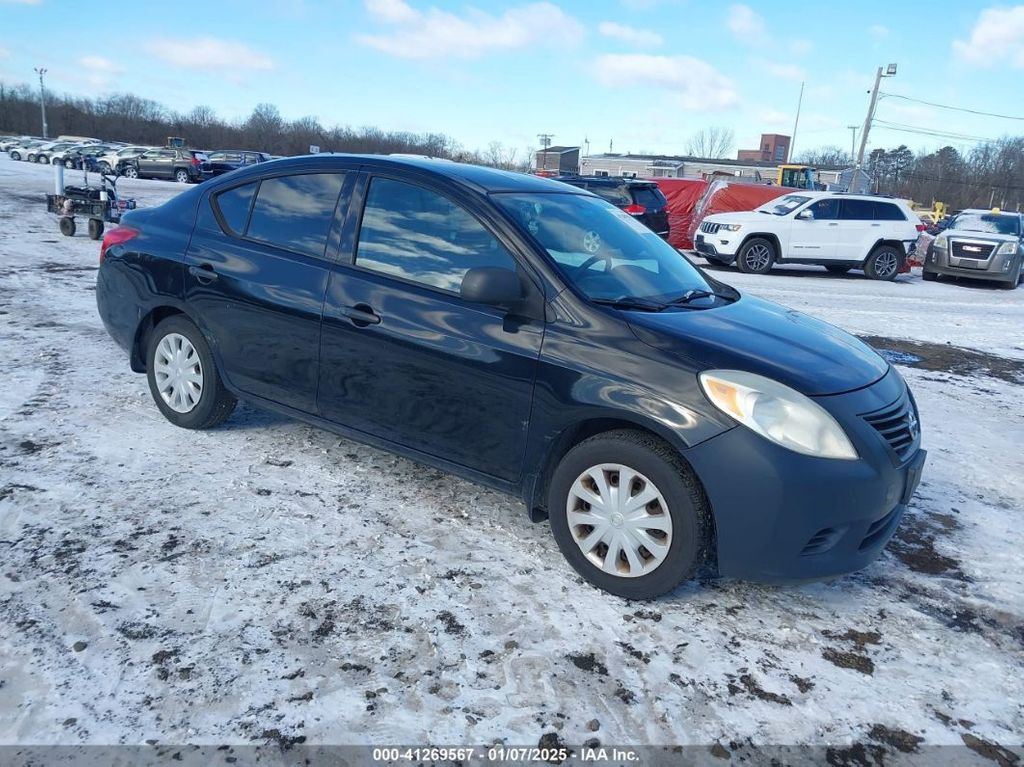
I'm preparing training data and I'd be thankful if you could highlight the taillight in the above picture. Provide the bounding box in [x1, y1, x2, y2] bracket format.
[100, 226, 139, 263]
[916, 223, 927, 232]
[191, 156, 201, 166]
[624, 204, 646, 216]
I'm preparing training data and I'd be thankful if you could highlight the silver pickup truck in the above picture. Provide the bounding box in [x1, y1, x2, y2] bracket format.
[924, 209, 1023, 289]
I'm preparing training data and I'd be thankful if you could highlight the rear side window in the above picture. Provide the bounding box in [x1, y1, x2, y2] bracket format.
[873, 202, 906, 221]
[213, 182, 257, 235]
[840, 199, 874, 220]
[355, 177, 517, 293]
[246, 173, 346, 258]
[587, 184, 631, 206]
[631, 186, 666, 209]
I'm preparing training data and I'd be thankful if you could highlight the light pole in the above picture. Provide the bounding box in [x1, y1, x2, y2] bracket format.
[855, 62, 897, 170]
[34, 67, 48, 139]
[537, 133, 553, 172]
[847, 125, 859, 164]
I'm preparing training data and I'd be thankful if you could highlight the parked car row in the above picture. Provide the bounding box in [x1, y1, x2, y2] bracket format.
[1, 134, 272, 183]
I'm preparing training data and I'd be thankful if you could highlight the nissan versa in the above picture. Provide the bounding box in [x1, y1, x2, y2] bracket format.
[96, 156, 926, 599]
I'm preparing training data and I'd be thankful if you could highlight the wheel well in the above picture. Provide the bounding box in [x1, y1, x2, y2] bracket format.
[529, 418, 684, 522]
[739, 232, 781, 259]
[867, 239, 907, 259]
[130, 306, 184, 372]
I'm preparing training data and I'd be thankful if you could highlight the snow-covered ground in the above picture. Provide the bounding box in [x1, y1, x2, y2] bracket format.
[1, 157, 1022, 757]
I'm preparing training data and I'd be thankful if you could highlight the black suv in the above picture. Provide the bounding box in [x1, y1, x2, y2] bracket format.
[555, 176, 670, 239]
[119, 149, 208, 183]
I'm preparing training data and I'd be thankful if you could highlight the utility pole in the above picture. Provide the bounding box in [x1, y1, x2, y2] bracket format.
[537, 133, 553, 172]
[856, 63, 897, 169]
[789, 81, 804, 163]
[34, 67, 48, 139]
[847, 125, 859, 164]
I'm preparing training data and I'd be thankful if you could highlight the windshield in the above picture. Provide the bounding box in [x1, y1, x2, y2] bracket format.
[494, 192, 718, 303]
[757, 195, 811, 216]
[949, 213, 1021, 236]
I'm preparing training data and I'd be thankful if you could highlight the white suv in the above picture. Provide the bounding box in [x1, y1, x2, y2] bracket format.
[694, 192, 922, 280]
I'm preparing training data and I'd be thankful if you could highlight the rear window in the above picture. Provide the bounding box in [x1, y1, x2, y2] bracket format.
[246, 173, 346, 258]
[873, 202, 906, 221]
[631, 186, 666, 209]
[840, 199, 874, 220]
[213, 182, 257, 235]
[586, 184, 631, 206]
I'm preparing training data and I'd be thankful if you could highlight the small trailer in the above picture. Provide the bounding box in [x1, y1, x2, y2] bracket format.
[46, 169, 137, 240]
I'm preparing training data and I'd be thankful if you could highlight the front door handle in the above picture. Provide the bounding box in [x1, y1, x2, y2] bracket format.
[188, 264, 218, 283]
[340, 303, 381, 327]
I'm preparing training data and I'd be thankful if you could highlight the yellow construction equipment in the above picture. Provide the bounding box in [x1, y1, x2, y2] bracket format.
[776, 165, 817, 190]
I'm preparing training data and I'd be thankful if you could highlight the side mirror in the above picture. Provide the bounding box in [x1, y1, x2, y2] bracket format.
[795, 209, 813, 220]
[460, 266, 523, 306]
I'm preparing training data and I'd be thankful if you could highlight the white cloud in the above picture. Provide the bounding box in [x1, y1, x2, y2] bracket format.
[149, 37, 274, 73]
[357, 1, 584, 60]
[758, 108, 790, 126]
[594, 54, 738, 111]
[598, 21, 662, 47]
[726, 4, 765, 41]
[789, 38, 813, 56]
[0, 0, 43, 4]
[869, 24, 889, 38]
[953, 5, 1024, 67]
[79, 55, 122, 87]
[0, 47, 10, 59]
[763, 61, 805, 81]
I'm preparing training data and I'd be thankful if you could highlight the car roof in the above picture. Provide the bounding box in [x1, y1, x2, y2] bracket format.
[556, 175, 659, 187]
[223, 154, 584, 195]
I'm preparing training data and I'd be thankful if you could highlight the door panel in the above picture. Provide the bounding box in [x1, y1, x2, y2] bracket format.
[183, 173, 351, 411]
[835, 198, 876, 261]
[789, 198, 839, 260]
[317, 174, 544, 480]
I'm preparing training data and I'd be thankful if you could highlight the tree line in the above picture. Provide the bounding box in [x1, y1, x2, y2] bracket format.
[798, 139, 1024, 211]
[0, 82, 532, 170]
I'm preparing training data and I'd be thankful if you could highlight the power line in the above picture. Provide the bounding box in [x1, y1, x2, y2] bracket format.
[879, 92, 1024, 122]
[872, 120, 995, 144]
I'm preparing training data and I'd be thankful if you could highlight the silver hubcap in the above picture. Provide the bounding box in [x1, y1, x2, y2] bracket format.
[154, 333, 203, 413]
[566, 463, 673, 578]
[745, 244, 771, 270]
[874, 251, 898, 278]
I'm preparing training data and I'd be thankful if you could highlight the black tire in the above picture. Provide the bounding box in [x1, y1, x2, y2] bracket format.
[38, 155, 49, 164]
[88, 219, 104, 240]
[10, 151, 20, 161]
[825, 265, 850, 275]
[547, 429, 710, 600]
[736, 237, 775, 274]
[921, 269, 938, 282]
[864, 245, 903, 281]
[146, 316, 237, 429]
[99, 161, 111, 174]
[174, 168, 190, 183]
[59, 217, 76, 237]
[123, 165, 138, 179]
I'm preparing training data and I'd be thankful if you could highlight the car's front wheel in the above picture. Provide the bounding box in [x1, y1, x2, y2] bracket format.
[922, 269, 938, 282]
[864, 245, 903, 281]
[547, 430, 709, 600]
[736, 237, 776, 275]
[174, 169, 190, 183]
[146, 316, 237, 429]
[123, 165, 139, 179]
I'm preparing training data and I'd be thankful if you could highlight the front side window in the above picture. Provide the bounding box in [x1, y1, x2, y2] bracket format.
[586, 184, 631, 206]
[805, 199, 840, 220]
[246, 173, 346, 258]
[355, 177, 517, 293]
[840, 199, 874, 220]
[494, 192, 714, 302]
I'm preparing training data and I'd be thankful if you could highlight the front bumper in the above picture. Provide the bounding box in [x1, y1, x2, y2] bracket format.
[926, 242, 1020, 282]
[684, 368, 925, 581]
[694, 234, 739, 261]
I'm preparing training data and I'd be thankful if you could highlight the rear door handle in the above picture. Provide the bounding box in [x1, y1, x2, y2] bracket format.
[340, 304, 381, 327]
[188, 264, 218, 283]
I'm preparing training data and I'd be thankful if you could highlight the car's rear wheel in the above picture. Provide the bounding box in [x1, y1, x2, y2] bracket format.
[864, 245, 903, 281]
[547, 429, 709, 600]
[825, 265, 849, 275]
[146, 316, 237, 429]
[123, 165, 139, 179]
[174, 169, 190, 183]
[736, 238, 775, 274]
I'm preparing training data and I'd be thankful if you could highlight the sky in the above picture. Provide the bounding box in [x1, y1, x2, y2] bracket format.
[2, 0, 1024, 160]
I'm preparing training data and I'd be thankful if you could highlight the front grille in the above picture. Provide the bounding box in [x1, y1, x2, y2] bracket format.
[700, 221, 720, 234]
[862, 393, 920, 463]
[951, 240, 994, 260]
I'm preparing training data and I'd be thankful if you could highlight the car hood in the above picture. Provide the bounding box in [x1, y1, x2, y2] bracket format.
[936, 230, 1019, 245]
[627, 295, 889, 397]
[703, 211, 776, 225]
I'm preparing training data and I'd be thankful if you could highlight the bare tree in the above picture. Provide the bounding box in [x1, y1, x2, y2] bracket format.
[795, 146, 850, 167]
[483, 141, 520, 170]
[686, 127, 735, 159]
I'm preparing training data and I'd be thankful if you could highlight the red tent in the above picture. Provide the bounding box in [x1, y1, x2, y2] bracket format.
[652, 179, 708, 250]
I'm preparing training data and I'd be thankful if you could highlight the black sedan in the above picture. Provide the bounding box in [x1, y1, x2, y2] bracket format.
[96, 155, 925, 599]
[198, 150, 273, 180]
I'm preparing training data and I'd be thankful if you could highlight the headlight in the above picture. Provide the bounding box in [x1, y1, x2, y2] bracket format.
[932, 238, 947, 251]
[996, 241, 1018, 255]
[699, 370, 858, 460]
[719, 224, 742, 232]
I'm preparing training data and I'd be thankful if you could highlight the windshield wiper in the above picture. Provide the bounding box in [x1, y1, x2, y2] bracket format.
[592, 296, 668, 312]
[667, 289, 736, 305]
